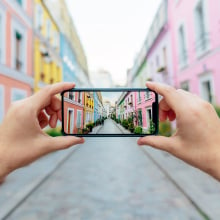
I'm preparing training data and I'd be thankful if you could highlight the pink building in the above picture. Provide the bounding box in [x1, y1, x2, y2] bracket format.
[0, 0, 34, 123]
[170, 0, 220, 105]
[123, 92, 135, 119]
[63, 91, 84, 134]
[134, 91, 155, 132]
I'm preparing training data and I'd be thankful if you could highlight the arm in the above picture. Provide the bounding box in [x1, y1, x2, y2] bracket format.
[0, 83, 84, 179]
[138, 81, 220, 181]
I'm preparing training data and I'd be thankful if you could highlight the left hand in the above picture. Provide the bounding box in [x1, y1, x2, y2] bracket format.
[0, 83, 84, 179]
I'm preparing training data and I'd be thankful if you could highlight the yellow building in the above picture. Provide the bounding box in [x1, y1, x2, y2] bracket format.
[84, 92, 94, 126]
[34, 0, 62, 91]
[44, 0, 89, 80]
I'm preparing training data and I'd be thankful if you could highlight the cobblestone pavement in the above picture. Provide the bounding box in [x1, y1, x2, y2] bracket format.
[98, 118, 122, 134]
[5, 137, 204, 220]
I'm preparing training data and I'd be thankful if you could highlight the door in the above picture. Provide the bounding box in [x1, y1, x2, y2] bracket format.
[67, 109, 74, 134]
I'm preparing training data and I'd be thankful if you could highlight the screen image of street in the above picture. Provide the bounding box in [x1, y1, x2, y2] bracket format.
[63, 90, 156, 135]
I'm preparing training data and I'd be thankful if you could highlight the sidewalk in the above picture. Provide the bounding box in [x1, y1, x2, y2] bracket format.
[112, 120, 131, 134]
[89, 124, 103, 134]
[0, 145, 80, 219]
[141, 146, 220, 219]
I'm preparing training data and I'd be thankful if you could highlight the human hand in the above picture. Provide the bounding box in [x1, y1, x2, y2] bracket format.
[138, 82, 220, 180]
[0, 83, 84, 179]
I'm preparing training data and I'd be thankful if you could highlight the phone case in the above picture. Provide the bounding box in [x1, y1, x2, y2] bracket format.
[61, 88, 158, 137]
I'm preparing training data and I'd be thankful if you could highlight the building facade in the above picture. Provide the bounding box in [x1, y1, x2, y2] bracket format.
[84, 92, 94, 126]
[63, 91, 84, 134]
[60, 33, 79, 84]
[44, 0, 90, 87]
[0, 0, 34, 122]
[130, 0, 220, 106]
[34, 0, 62, 91]
[170, 0, 220, 104]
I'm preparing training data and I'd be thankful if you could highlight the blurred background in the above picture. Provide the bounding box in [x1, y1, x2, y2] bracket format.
[1, 0, 220, 219]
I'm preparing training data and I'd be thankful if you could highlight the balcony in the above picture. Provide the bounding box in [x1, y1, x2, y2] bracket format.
[157, 66, 167, 74]
[128, 101, 133, 107]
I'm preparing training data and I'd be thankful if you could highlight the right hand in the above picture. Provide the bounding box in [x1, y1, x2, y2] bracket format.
[138, 81, 220, 180]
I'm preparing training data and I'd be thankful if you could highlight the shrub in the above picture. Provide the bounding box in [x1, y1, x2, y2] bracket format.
[128, 123, 134, 133]
[214, 106, 220, 118]
[83, 128, 89, 134]
[86, 123, 94, 131]
[122, 119, 129, 129]
[46, 128, 62, 137]
[134, 126, 142, 134]
[159, 121, 172, 137]
[148, 120, 156, 134]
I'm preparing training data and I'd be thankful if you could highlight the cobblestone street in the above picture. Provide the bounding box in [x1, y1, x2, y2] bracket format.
[3, 137, 206, 220]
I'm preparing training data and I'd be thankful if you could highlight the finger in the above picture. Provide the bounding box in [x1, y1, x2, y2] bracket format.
[47, 136, 85, 151]
[45, 106, 55, 116]
[146, 81, 177, 110]
[33, 82, 75, 110]
[137, 136, 178, 154]
[49, 114, 58, 128]
[159, 109, 168, 121]
[57, 109, 62, 121]
[168, 110, 176, 121]
[50, 96, 61, 112]
[38, 111, 49, 129]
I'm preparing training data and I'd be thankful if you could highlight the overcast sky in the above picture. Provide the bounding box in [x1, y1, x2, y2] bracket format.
[66, 0, 162, 85]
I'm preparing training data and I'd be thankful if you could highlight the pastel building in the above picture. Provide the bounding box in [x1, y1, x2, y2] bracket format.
[170, 0, 220, 104]
[134, 91, 155, 131]
[0, 0, 34, 123]
[129, 0, 174, 88]
[34, 0, 62, 92]
[123, 92, 135, 119]
[63, 91, 84, 134]
[44, 0, 90, 87]
[84, 92, 94, 126]
[94, 91, 103, 122]
[60, 33, 79, 84]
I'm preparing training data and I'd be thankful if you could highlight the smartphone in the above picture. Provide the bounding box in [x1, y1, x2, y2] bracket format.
[61, 88, 158, 137]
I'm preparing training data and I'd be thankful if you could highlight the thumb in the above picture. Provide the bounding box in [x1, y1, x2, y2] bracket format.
[138, 135, 177, 153]
[47, 136, 85, 151]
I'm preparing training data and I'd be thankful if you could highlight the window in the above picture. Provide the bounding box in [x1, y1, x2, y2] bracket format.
[11, 88, 27, 102]
[138, 109, 143, 126]
[138, 91, 141, 103]
[46, 20, 51, 40]
[145, 91, 151, 100]
[178, 25, 187, 67]
[15, 31, 23, 71]
[0, 15, 2, 62]
[181, 81, 190, 91]
[76, 110, 82, 128]
[194, 0, 209, 55]
[69, 91, 75, 101]
[163, 47, 167, 67]
[200, 74, 213, 103]
[201, 80, 212, 103]
[36, 5, 43, 31]
[0, 85, 4, 123]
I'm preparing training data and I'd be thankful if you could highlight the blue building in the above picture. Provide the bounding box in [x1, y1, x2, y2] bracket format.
[93, 92, 99, 123]
[60, 33, 79, 84]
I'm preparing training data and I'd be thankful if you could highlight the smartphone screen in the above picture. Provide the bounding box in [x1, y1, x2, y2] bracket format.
[61, 88, 158, 137]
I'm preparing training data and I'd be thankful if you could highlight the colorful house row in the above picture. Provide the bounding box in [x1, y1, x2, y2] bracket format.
[116, 91, 155, 132]
[0, 0, 90, 124]
[63, 91, 105, 134]
[128, 0, 220, 106]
